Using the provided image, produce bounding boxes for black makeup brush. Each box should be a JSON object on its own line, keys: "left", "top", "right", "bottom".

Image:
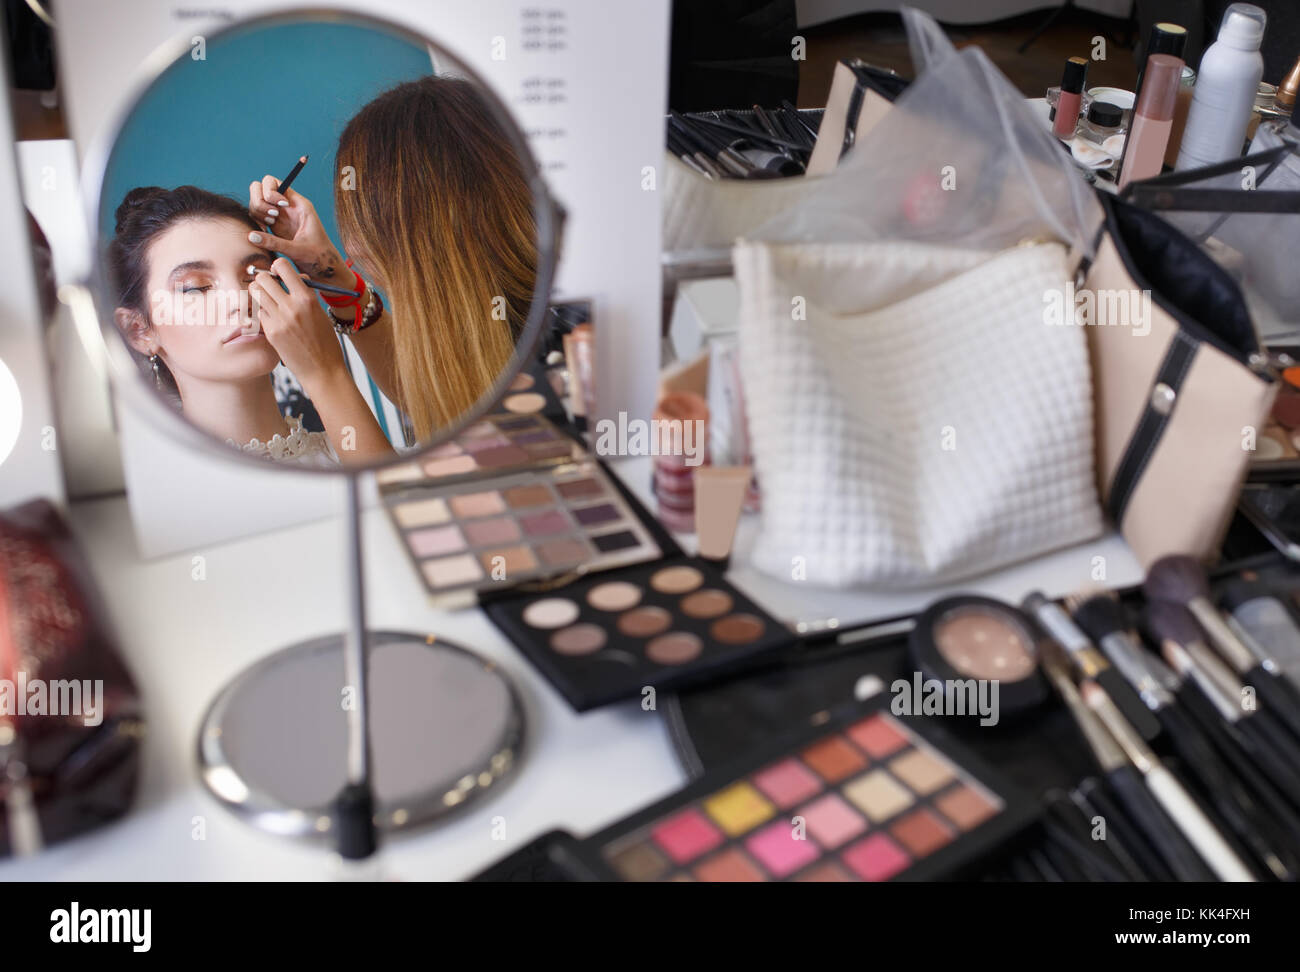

{"left": 1083, "top": 680, "right": 1253, "bottom": 881}
{"left": 1073, "top": 595, "right": 1287, "bottom": 879}
{"left": 1073, "top": 778, "right": 1169, "bottom": 880}
{"left": 1159, "top": 634, "right": 1300, "bottom": 855}
{"left": 782, "top": 99, "right": 821, "bottom": 145}
{"left": 1023, "top": 592, "right": 1162, "bottom": 742}
{"left": 1042, "top": 789, "right": 1136, "bottom": 882}
{"left": 1146, "top": 600, "right": 1300, "bottom": 807}
{"left": 1145, "top": 556, "right": 1300, "bottom": 742}
{"left": 248, "top": 264, "right": 362, "bottom": 300}
{"left": 1039, "top": 640, "right": 1211, "bottom": 880}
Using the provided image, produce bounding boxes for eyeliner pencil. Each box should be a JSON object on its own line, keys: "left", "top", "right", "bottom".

{"left": 264, "top": 154, "right": 308, "bottom": 234}
{"left": 276, "top": 154, "right": 308, "bottom": 195}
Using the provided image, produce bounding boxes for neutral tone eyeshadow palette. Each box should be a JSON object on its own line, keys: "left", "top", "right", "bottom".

{"left": 485, "top": 557, "right": 794, "bottom": 711}
{"left": 576, "top": 698, "right": 1038, "bottom": 881}
{"left": 379, "top": 414, "right": 661, "bottom": 606}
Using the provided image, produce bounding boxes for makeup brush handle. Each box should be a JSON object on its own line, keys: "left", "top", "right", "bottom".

{"left": 1145, "top": 767, "right": 1254, "bottom": 882}
{"left": 1158, "top": 706, "right": 1288, "bottom": 880}
{"left": 1109, "top": 766, "right": 1214, "bottom": 881}
{"left": 1246, "top": 667, "right": 1300, "bottom": 743}
{"left": 1237, "top": 714, "right": 1300, "bottom": 810}
{"left": 1097, "top": 668, "right": 1163, "bottom": 742}
{"left": 1076, "top": 778, "right": 1168, "bottom": 880}
{"left": 1190, "top": 696, "right": 1300, "bottom": 852}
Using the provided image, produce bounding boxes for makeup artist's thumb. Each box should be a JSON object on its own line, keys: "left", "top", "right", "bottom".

{"left": 247, "top": 228, "right": 302, "bottom": 259}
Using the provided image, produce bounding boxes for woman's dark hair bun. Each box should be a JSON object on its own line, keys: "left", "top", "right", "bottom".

{"left": 114, "top": 186, "right": 172, "bottom": 235}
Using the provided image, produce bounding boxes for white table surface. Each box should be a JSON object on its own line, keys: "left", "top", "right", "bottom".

{"left": 0, "top": 457, "right": 1142, "bottom": 881}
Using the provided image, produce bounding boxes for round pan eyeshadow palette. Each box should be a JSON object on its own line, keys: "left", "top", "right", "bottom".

{"left": 579, "top": 697, "right": 1038, "bottom": 882}
{"left": 486, "top": 558, "right": 795, "bottom": 711}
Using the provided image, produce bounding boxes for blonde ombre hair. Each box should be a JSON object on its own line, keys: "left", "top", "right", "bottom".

{"left": 335, "top": 77, "right": 538, "bottom": 440}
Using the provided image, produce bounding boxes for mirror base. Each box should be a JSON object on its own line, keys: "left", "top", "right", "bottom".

{"left": 197, "top": 630, "right": 525, "bottom": 843}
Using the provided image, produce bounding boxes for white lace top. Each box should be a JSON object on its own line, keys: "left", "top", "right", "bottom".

{"left": 227, "top": 414, "right": 338, "bottom": 466}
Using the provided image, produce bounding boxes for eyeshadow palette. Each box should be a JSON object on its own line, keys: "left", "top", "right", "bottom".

{"left": 379, "top": 414, "right": 662, "bottom": 607}
{"left": 578, "top": 699, "right": 1038, "bottom": 881}
{"left": 486, "top": 557, "right": 795, "bottom": 710}
{"left": 377, "top": 412, "right": 583, "bottom": 488}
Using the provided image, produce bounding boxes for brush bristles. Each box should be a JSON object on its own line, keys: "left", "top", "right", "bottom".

{"left": 1143, "top": 555, "right": 1210, "bottom": 605}
{"left": 1070, "top": 594, "right": 1130, "bottom": 643}
{"left": 1143, "top": 600, "right": 1204, "bottom": 649}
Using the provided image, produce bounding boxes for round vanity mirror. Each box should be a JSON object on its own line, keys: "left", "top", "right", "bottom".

{"left": 70, "top": 9, "right": 565, "bottom": 855}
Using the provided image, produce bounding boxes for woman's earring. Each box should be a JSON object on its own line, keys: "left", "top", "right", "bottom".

{"left": 149, "top": 354, "right": 162, "bottom": 391}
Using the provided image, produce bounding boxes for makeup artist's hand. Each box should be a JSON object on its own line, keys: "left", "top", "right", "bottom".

{"left": 247, "top": 176, "right": 348, "bottom": 286}
{"left": 249, "top": 258, "right": 346, "bottom": 397}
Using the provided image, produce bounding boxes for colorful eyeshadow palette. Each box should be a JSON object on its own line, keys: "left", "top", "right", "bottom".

{"left": 486, "top": 557, "right": 795, "bottom": 711}
{"left": 577, "top": 698, "right": 1038, "bottom": 881}
{"left": 380, "top": 418, "right": 662, "bottom": 606}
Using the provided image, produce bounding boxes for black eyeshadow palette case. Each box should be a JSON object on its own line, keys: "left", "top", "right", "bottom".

{"left": 565, "top": 696, "right": 1040, "bottom": 882}
{"left": 485, "top": 556, "right": 795, "bottom": 711}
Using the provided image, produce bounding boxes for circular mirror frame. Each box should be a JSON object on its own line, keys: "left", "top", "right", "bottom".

{"left": 75, "top": 7, "right": 564, "bottom": 477}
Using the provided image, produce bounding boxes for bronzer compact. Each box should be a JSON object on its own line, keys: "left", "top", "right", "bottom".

{"left": 907, "top": 595, "right": 1049, "bottom": 719}
{"left": 485, "top": 557, "right": 793, "bottom": 710}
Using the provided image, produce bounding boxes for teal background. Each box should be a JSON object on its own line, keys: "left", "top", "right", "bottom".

{"left": 100, "top": 21, "right": 432, "bottom": 249}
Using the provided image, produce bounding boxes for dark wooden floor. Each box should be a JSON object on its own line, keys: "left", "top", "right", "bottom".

{"left": 797, "top": 8, "right": 1140, "bottom": 108}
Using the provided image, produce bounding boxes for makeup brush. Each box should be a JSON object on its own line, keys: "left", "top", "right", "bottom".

{"left": 1039, "top": 640, "right": 1207, "bottom": 879}
{"left": 248, "top": 265, "right": 362, "bottom": 300}
{"left": 1219, "top": 580, "right": 1300, "bottom": 693}
{"left": 1145, "top": 556, "right": 1300, "bottom": 742}
{"left": 1160, "top": 635, "right": 1300, "bottom": 849}
{"left": 1073, "top": 778, "right": 1169, "bottom": 880}
{"left": 1141, "top": 650, "right": 1296, "bottom": 880}
{"left": 1083, "top": 680, "right": 1255, "bottom": 881}
{"left": 1150, "top": 604, "right": 1300, "bottom": 811}
{"left": 782, "top": 100, "right": 821, "bottom": 145}
{"left": 1023, "top": 592, "right": 1162, "bottom": 742}
{"left": 1073, "top": 595, "right": 1287, "bottom": 879}
{"left": 1042, "top": 788, "right": 1137, "bottom": 882}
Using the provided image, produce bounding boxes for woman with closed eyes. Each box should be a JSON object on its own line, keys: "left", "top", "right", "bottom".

{"left": 109, "top": 185, "right": 393, "bottom": 464}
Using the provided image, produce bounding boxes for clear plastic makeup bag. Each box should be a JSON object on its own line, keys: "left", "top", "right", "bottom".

{"left": 734, "top": 8, "right": 1106, "bottom": 587}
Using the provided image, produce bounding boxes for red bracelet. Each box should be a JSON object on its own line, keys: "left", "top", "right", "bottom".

{"left": 321, "top": 266, "right": 366, "bottom": 309}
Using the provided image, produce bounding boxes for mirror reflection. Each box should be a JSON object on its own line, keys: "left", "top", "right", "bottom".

{"left": 99, "top": 16, "right": 541, "bottom": 467}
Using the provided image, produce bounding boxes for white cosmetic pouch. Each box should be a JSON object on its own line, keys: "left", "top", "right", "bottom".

{"left": 734, "top": 237, "right": 1104, "bottom": 587}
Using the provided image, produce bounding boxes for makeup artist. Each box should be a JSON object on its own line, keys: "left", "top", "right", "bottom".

{"left": 246, "top": 76, "right": 539, "bottom": 442}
